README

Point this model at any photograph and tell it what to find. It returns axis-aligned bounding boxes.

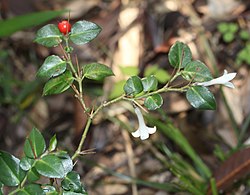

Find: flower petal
[196,70,236,88]
[225,72,237,81]
[131,106,157,140]
[148,126,157,134]
[140,131,150,140]
[132,129,140,138]
[223,82,235,88]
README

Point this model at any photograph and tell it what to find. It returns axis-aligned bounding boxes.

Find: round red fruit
[58,20,71,35]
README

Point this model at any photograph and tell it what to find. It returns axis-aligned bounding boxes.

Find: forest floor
[1,0,250,194]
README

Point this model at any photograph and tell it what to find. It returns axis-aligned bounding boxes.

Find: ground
[0,0,250,194]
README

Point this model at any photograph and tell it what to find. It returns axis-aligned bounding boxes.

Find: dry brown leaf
[207,147,250,194]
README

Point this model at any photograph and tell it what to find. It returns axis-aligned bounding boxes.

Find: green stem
[72,95,128,160]
[92,95,127,119]
[9,189,19,195]
[71,83,190,161]
[165,71,181,87]
[72,117,92,160]
[9,175,28,195]
[68,60,77,78]
[77,77,87,111]
[136,84,190,100]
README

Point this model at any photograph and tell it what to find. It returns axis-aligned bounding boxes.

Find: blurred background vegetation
[0,0,250,194]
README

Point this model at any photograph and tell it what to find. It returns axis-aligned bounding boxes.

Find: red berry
[58,20,71,35]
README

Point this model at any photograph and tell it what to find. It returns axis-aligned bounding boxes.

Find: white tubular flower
[196,70,237,88]
[132,106,156,140]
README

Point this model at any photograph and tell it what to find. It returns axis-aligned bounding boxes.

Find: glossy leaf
[62,171,82,192]
[48,135,57,152]
[182,60,213,82]
[186,86,216,110]
[43,70,74,96]
[83,63,114,80]
[34,24,62,47]
[144,94,163,110]
[24,127,46,159]
[168,41,192,68]
[27,167,40,182]
[0,10,66,37]
[20,157,35,171]
[37,55,67,79]
[35,154,65,178]
[18,184,44,195]
[123,76,143,96]
[0,151,24,186]
[141,75,158,92]
[70,20,101,45]
[42,185,58,195]
[54,151,73,175]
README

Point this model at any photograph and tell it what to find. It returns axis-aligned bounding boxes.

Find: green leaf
[144,65,158,76]
[27,167,40,182]
[109,80,126,99]
[144,94,163,110]
[83,63,114,80]
[37,55,67,79]
[43,70,74,96]
[186,86,216,110]
[228,23,238,33]
[0,151,25,186]
[62,171,83,192]
[24,127,46,159]
[34,24,62,47]
[54,151,73,175]
[168,41,192,68]
[70,20,101,45]
[120,66,139,76]
[0,10,66,37]
[217,22,228,33]
[123,76,143,96]
[182,60,213,82]
[141,75,158,92]
[154,69,171,84]
[17,184,44,195]
[144,65,170,84]
[49,135,57,152]
[223,32,234,43]
[35,154,65,178]
[20,157,35,171]
[239,30,250,41]
[42,185,58,195]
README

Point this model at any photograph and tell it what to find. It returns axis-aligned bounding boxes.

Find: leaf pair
[37,56,114,96]
[23,128,73,179]
[169,41,216,110]
[123,75,163,110]
[34,20,102,47]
